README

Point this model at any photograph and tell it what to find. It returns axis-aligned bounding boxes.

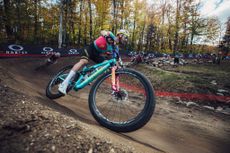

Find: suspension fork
[111,66,120,92]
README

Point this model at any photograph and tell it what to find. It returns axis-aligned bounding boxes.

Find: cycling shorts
[79,43,105,63]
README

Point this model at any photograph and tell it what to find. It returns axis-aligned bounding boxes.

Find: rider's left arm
[112,45,123,68]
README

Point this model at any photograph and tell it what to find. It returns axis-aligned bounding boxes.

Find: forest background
[0,0,229,55]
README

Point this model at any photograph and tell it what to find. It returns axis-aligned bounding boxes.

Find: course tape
[106,78,230,103]
[123,83,230,103]
[156,91,230,103]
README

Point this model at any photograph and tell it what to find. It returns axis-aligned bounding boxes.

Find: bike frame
[59,58,117,91]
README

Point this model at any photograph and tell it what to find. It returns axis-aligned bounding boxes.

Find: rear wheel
[46,65,77,99]
[89,68,155,132]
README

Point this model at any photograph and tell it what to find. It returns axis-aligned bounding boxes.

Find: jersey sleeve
[112,45,119,59]
[108,32,116,40]
[101,30,116,41]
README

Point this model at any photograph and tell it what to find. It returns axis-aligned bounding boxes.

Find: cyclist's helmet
[116,29,129,45]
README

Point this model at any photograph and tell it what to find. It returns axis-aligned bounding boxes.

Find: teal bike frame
[59,58,117,91]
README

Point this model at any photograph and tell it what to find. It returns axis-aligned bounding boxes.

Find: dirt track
[0,57,230,153]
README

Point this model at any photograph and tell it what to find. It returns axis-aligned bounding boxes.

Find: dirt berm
[0,57,159,153]
[0,57,229,153]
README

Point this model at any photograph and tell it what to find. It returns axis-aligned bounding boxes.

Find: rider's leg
[58,59,88,94]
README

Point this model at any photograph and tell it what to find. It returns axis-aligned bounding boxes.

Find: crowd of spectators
[126,51,230,60]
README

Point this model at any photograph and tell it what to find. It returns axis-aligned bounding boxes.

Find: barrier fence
[0,44,81,57]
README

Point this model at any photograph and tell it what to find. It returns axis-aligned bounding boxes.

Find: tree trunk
[70,3,75,45]
[25,1,30,42]
[166,6,173,51]
[112,0,116,33]
[145,28,149,52]
[132,19,136,50]
[190,32,194,45]
[181,22,187,50]
[160,1,166,50]
[88,0,93,42]
[84,8,88,45]
[16,0,21,41]
[58,1,63,48]
[120,0,124,29]
[168,25,172,50]
[34,0,38,42]
[78,0,83,46]
[3,0,13,41]
[63,2,68,46]
[138,21,146,51]
[173,0,181,54]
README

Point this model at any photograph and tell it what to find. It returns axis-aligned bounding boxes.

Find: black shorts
[79,43,105,63]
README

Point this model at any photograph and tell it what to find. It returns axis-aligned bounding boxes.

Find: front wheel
[89,68,155,132]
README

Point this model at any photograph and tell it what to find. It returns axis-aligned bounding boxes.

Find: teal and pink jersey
[94,31,117,53]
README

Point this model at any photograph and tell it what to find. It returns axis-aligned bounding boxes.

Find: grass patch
[134,62,230,95]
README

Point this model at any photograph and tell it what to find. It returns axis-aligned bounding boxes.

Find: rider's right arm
[101,30,116,41]
[101,30,109,37]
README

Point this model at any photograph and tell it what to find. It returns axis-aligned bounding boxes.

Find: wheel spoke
[93,71,147,124]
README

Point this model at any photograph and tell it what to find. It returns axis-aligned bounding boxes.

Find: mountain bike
[46,51,155,132]
[126,53,150,67]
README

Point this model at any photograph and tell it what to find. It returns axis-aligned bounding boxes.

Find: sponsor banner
[0,44,81,57]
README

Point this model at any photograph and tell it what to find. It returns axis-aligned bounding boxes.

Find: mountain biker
[58,29,130,94]
[46,52,61,64]
[35,52,61,71]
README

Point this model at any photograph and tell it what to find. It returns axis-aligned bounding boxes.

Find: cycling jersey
[94,31,117,53]
[79,31,119,63]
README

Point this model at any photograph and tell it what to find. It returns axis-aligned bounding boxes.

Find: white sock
[62,70,76,86]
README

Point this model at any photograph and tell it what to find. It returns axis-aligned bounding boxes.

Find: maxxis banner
[0,44,81,57]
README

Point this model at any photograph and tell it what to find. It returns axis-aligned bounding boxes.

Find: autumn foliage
[0,0,229,54]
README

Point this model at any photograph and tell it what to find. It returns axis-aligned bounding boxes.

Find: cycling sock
[62,70,76,87]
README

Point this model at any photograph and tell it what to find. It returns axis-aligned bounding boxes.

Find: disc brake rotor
[111,88,128,102]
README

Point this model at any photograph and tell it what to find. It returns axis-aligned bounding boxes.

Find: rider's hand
[116,62,121,69]
[117,58,123,68]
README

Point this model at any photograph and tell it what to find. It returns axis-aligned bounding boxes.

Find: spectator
[174,52,180,64]
[212,53,217,64]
